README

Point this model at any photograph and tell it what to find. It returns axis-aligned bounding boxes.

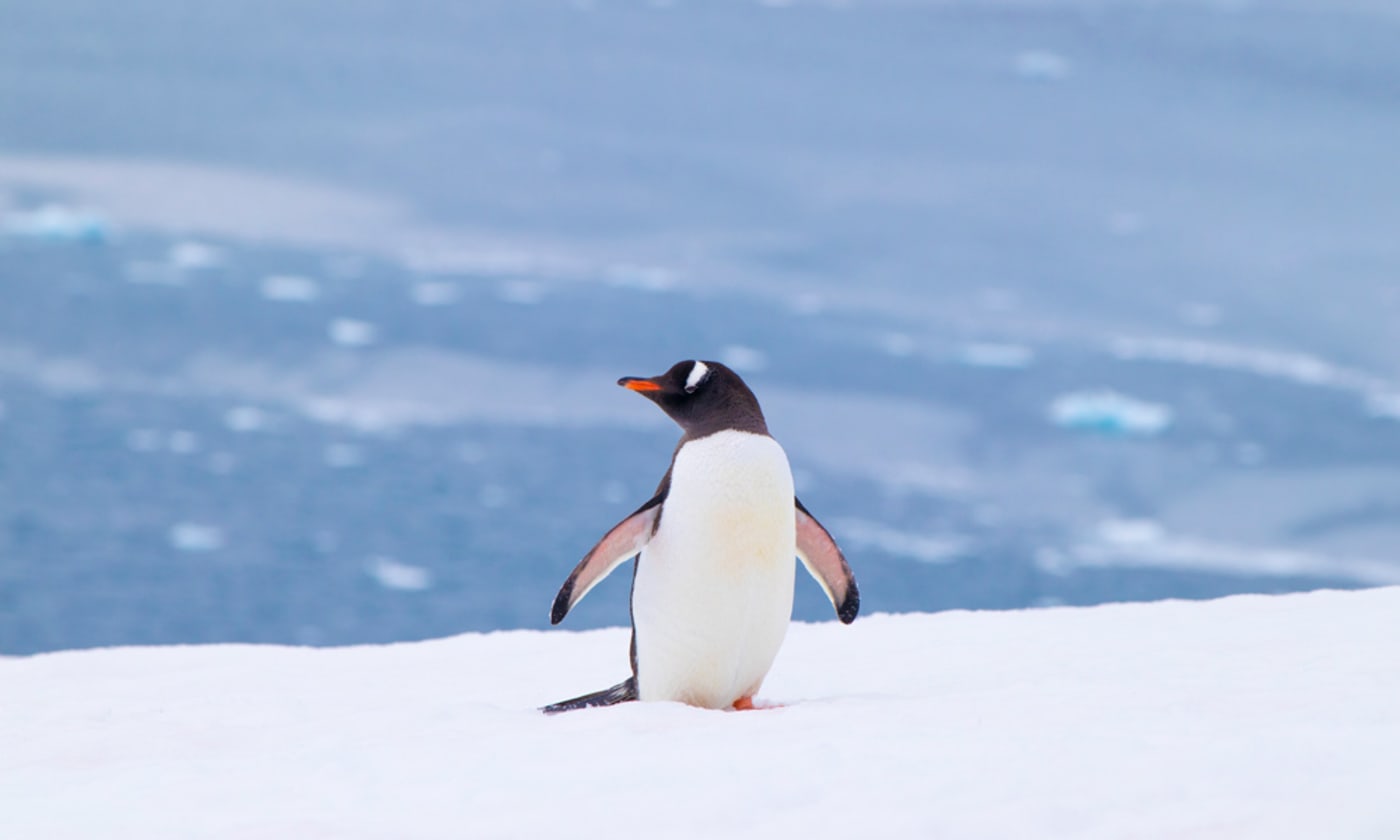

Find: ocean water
[3,0,1399,653]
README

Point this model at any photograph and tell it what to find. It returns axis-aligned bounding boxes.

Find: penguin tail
[541,677,638,714]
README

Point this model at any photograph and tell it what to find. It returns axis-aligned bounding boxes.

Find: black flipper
[541,677,638,715]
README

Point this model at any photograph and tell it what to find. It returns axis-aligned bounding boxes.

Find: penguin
[543,359,858,713]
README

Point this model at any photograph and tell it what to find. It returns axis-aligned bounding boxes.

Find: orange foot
[731,696,788,711]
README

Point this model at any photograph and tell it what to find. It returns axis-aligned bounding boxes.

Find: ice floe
[1367,392,1400,421]
[832,518,968,565]
[410,281,459,306]
[169,241,223,271]
[328,318,377,347]
[720,345,767,372]
[603,263,676,292]
[1,204,110,243]
[1014,49,1071,81]
[1049,518,1400,586]
[168,522,226,553]
[261,275,321,303]
[1048,390,1173,436]
[224,406,268,433]
[366,556,433,592]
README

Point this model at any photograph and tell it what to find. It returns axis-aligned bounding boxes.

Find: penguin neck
[678,406,769,443]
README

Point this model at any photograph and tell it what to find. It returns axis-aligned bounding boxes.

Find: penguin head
[618,359,768,437]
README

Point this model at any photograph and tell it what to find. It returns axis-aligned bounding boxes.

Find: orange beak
[619,377,662,392]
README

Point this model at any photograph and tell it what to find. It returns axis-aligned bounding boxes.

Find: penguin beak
[619,377,663,393]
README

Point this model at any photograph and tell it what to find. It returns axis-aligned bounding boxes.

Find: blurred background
[3,0,1399,654]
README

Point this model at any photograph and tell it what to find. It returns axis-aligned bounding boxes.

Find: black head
[618,360,769,439]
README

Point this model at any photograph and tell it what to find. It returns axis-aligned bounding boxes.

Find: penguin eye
[684,360,710,394]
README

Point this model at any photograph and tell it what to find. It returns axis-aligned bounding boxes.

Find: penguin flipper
[550,493,664,624]
[541,677,638,714]
[795,497,860,624]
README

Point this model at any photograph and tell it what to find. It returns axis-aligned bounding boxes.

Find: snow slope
[4,588,1399,839]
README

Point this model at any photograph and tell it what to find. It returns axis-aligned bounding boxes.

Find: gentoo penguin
[543,359,858,713]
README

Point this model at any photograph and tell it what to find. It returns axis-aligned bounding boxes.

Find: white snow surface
[4,588,1399,839]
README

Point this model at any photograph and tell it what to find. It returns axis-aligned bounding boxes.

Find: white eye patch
[685,360,710,393]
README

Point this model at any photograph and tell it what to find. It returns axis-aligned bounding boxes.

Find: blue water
[3,0,1399,653]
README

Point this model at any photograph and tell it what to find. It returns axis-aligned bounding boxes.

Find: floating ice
[1048,390,1173,436]
[1096,518,1166,546]
[833,518,968,565]
[957,342,1034,369]
[224,406,267,433]
[1367,392,1400,420]
[604,264,676,292]
[328,319,377,347]
[168,522,225,553]
[1061,520,1400,586]
[1014,49,1071,81]
[169,241,222,271]
[2,204,110,243]
[366,557,432,592]
[410,281,459,306]
[261,275,321,303]
[720,345,767,372]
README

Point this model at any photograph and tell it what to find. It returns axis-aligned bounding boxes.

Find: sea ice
[224,406,267,433]
[168,522,225,552]
[410,281,459,306]
[366,556,433,592]
[1,203,110,243]
[261,274,321,303]
[328,318,377,347]
[1048,389,1173,436]
[720,345,767,372]
[169,241,223,271]
[1014,49,1071,81]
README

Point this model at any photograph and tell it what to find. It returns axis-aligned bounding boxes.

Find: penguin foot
[730,696,784,711]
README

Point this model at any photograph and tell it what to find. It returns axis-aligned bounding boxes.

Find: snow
[3,588,1398,839]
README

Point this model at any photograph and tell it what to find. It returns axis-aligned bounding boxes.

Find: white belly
[632,430,797,708]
